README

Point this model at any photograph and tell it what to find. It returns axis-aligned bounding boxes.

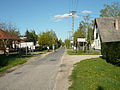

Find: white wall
[93,25,101,50]
[13,42,35,50]
[20,42,35,50]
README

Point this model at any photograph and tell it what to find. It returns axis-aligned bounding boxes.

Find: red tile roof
[0,29,21,40]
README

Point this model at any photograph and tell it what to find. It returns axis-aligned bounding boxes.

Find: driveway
[0,47,65,90]
[54,51,101,90]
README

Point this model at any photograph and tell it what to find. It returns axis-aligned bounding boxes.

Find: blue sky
[0,0,119,41]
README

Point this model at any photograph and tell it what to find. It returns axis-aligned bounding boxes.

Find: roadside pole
[52,44,55,52]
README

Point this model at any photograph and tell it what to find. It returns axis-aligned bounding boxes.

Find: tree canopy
[38,30,58,47]
[71,16,94,51]
[58,39,64,47]
[25,30,38,45]
[100,2,120,17]
[65,39,70,49]
[73,21,86,40]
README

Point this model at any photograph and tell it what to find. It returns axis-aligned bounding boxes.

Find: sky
[0,0,119,41]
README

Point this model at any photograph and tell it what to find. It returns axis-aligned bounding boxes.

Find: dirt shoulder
[54,51,101,90]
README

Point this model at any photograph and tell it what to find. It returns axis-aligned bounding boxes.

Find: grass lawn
[0,54,41,72]
[67,50,101,55]
[69,58,120,90]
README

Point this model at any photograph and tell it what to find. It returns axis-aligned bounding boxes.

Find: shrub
[101,42,120,65]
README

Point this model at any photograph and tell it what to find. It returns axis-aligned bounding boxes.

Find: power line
[76,0,79,11]
[70,0,79,11]
[71,0,74,10]
[68,0,70,11]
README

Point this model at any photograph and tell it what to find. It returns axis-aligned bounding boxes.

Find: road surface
[0,47,65,90]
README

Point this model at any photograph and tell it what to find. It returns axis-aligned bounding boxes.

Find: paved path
[54,51,101,90]
[0,47,65,90]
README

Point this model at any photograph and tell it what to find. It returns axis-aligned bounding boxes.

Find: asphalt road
[0,47,65,90]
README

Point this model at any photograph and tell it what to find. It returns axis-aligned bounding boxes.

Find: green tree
[73,22,85,39]
[58,39,64,47]
[25,30,38,45]
[100,2,120,17]
[73,17,94,51]
[73,21,86,49]
[38,30,58,48]
[65,39,70,49]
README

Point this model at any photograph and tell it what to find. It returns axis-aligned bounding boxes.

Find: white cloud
[52,13,79,22]
[81,10,92,14]
[54,13,71,18]
[54,13,79,19]
[53,19,62,22]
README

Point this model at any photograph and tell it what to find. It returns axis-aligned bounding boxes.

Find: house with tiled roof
[0,29,20,40]
[0,29,21,54]
[93,16,120,50]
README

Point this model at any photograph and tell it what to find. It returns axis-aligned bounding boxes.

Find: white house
[19,42,35,50]
[93,16,120,50]
[12,42,35,50]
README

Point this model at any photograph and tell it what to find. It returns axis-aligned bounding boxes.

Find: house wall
[93,25,101,50]
[13,42,35,50]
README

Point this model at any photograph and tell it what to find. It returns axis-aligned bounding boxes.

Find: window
[96,33,98,39]
[114,19,119,30]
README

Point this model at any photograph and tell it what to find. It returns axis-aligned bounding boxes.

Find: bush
[0,55,8,67]
[0,54,19,67]
[101,42,120,65]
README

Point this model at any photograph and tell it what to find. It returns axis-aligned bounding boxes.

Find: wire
[69,0,73,12]
[71,0,76,11]
[68,0,70,12]
[76,0,79,11]
[72,0,74,9]
[68,0,79,14]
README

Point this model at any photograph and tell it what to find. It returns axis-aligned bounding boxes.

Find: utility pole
[70,11,77,51]
[70,11,76,35]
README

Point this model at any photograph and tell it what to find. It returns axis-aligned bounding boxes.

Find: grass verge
[67,50,101,55]
[69,58,120,90]
[0,54,41,72]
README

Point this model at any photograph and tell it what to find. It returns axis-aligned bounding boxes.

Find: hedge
[101,42,120,66]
